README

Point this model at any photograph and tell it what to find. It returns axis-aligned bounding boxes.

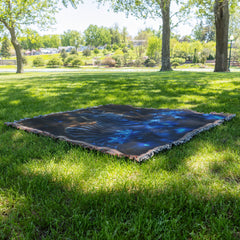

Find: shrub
[170,58,185,65]
[64,56,83,67]
[70,48,78,55]
[94,58,101,66]
[60,49,68,60]
[102,57,116,67]
[106,45,112,51]
[171,62,180,68]
[133,58,143,67]
[122,47,128,53]
[103,49,108,55]
[112,44,119,51]
[112,55,123,67]
[82,49,91,57]
[129,43,134,50]
[114,49,124,55]
[123,53,130,67]
[200,56,207,64]
[47,57,62,68]
[33,56,45,67]
[94,48,99,54]
[71,57,83,67]
[64,56,75,66]
[144,58,156,67]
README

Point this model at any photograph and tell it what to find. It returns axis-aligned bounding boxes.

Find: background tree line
[0,0,239,73]
[1,25,240,69]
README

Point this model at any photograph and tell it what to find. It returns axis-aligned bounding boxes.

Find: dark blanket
[5,104,235,162]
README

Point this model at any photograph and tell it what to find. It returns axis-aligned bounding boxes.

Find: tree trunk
[214,0,229,72]
[9,27,24,73]
[160,0,172,71]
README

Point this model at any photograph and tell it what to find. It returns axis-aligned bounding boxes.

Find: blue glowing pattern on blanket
[62,106,225,155]
[12,105,229,158]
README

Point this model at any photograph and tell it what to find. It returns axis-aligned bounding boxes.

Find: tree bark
[160,0,172,71]
[9,27,24,73]
[214,0,229,72]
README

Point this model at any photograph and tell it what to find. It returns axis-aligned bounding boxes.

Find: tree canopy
[0,0,83,73]
[96,0,183,71]
[61,30,83,49]
[84,25,111,47]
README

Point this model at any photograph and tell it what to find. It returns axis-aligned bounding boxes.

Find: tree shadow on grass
[1,71,239,169]
[0,71,240,239]
[0,141,240,239]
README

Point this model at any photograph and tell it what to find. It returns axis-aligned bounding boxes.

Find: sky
[40,1,195,37]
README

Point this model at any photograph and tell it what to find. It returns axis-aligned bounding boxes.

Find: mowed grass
[0,71,239,239]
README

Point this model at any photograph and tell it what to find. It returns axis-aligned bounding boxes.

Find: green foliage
[114,49,124,55]
[123,53,131,66]
[60,49,68,60]
[40,34,61,48]
[93,48,100,54]
[112,44,119,51]
[106,44,112,51]
[102,57,116,67]
[171,39,216,62]
[82,49,91,57]
[33,56,45,67]
[109,24,121,45]
[133,58,144,67]
[144,58,156,67]
[121,27,128,44]
[0,0,59,32]
[170,58,186,65]
[0,37,11,59]
[146,36,161,63]
[71,57,83,67]
[229,5,240,41]
[112,55,123,67]
[94,58,101,66]
[171,62,180,68]
[64,55,83,67]
[135,28,154,42]
[84,25,111,47]
[19,29,42,51]
[103,49,108,55]
[193,21,215,42]
[64,55,76,66]
[47,57,63,68]
[70,48,78,55]
[61,30,83,49]
[122,47,128,53]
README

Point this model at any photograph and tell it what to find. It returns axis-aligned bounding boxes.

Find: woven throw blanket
[5,104,235,162]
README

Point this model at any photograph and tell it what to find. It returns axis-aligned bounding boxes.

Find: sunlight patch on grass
[0,71,239,239]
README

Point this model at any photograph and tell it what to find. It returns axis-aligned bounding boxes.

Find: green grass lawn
[0,71,239,239]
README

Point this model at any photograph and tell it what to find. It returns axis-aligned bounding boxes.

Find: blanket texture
[5,104,235,162]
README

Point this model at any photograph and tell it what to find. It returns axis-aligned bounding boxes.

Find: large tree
[97,0,179,71]
[188,0,239,72]
[214,0,229,72]
[0,0,82,73]
[0,0,60,73]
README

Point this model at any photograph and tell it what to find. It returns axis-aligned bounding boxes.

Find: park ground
[0,71,240,239]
